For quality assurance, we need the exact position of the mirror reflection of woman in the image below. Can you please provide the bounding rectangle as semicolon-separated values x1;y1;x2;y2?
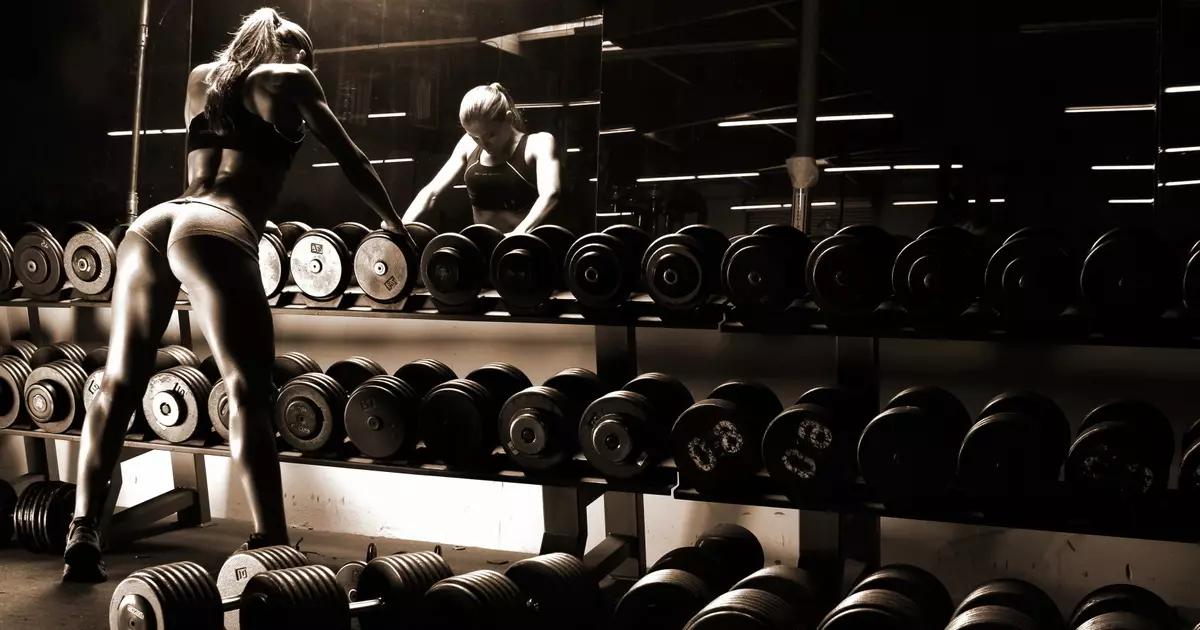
403;84;562;233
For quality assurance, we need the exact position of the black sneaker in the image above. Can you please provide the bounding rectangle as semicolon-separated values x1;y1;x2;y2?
62;518;107;583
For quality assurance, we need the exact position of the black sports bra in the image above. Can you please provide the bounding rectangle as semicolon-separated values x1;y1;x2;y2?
186;84;305;168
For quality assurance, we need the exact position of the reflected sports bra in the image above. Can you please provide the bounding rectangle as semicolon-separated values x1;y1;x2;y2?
464;134;539;213
186;81;305;168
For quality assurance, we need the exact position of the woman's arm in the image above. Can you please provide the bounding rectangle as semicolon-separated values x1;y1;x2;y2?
278;66;403;228
402;134;473;224
512;133;562;234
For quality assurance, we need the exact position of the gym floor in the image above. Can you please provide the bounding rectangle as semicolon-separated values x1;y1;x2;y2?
0;518;531;629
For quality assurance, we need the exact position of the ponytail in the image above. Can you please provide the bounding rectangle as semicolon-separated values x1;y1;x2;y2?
459;82;526;133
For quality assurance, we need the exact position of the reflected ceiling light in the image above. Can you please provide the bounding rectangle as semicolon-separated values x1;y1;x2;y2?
597;212;636;217
567;148;581;153
1164;179;1200;187
313;162;337;168
589;177;598;182
1165;85;1200;93
697;172;759;180
811;201;837;207
569;100;601;107
108;129;185;136
453;184;467;189
816;113;894;122
315;158;412;168
383;158;414;164
893;164;939;170
1091;165;1155;170
893;200;937;206
1108;198;1155;204
731;203;785;210
599;127;636;135
637;175;695;182
1164;146;1200;153
1064;104;1155;113
367;112;406;119
825;165;891;173
967;199;1007;203
718;113;893;127
517;100;601;109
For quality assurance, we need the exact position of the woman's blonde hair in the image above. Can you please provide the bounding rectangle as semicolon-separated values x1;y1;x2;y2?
459;83;526;132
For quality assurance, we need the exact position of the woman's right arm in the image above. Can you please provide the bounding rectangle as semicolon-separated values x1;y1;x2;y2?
402;134;473;224
279;66;403;228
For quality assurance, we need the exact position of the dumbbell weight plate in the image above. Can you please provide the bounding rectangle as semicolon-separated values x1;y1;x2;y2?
951;579;1063;630
1076;612;1163;630
818;589;926;630
807;225;896;316
143;366;212;444
762;403;857;499
41;481;75;555
109;561;225;630
1080;230;1174;320
671;398;760;494
0;237;16;295
693;522;765;586
1185;249;1199;313
419;378;502;466
420;233;489;307
393;358;457;398
721;234;796;313
354;230;420;303
531;225;577;288
643;233;714;311
460;224;507;281
30;341;87;368
274;373;347;453
85;368;143;433
25;360;88;434
984;234;1073;319
13;224;67;296
344;375;420;459
684;588;796;630
259;232;290;299
891;227;979;317
0;356;33;429
708;380;783;432
859;387;970;503
1067;584;1176;630
579;391;660;478
325;356;388;394
335;561;366;601
422;569;526;630
1;340;37;362
565;233;634;308
406;222;438;254
273;352;322;388
332;222;370;252
945;605;1040;630
752;224;814;299
731;566;820;628
276;221;312;248
1078;400;1174;479
491;232;561;309
466;363;533;406
500;386;577;470
978;391;1071;480
208;379;232;441
958;414;1055;502
290;228;352;300
612;569;713;630
504;553;595;630
1066;422;1161;497
850;564;953;629
64;227;118;295
219;545;311;630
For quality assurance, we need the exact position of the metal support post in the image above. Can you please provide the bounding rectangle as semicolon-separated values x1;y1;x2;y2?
540;485;603;556
170;452;210;526
602;491;646;579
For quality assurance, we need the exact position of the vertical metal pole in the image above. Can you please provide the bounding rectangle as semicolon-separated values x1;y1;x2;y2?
23;438;57;482
540;485;600;556
126;0;153;223
170;452;210;526
789;0;820;232
594;326;637;389
177;311;193;350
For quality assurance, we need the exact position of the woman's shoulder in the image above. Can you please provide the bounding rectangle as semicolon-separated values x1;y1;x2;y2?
247;63;316;91
524;131;558;156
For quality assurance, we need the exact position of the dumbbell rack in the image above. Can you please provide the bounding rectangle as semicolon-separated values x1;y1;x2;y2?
1;291;1197;594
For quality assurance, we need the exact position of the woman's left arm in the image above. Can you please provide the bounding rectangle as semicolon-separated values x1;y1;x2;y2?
512;133;562;234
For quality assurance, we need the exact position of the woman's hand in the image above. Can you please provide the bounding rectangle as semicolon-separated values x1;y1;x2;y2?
381;221;420;254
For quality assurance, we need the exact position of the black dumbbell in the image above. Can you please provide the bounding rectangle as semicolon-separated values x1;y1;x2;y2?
1080;228;1176;321
423;569;527;630
344;358;457;459
0;477;15;547
1185;239;1199;314
498;367;607;471
1;339;37;362
419;362;532;466
643;225;731;312
721;224;812;316
108;545;311;630
1182;418;1200;496
0;355;33;429
491;225;577;309
614;524;765;630
85;346;201;435
0;228;15;295
579;372;694;479
274;356;387;453
12;480;75;554
721;565;821;630
985;226;1075;319
684;583;805;629
29;341;86;368
64;222;123;297
353;224;422;305
670;380;783;495
420;223;506;310
806;225;898;316
892;226;981;318
503;551;609;630
24;359;89;434
403;222;438;288
12;222;89;297
1065;400;1174;499
957;391;1071;506
762;386;874;501
259;220;308;299
1068;584;1176;630
82;346;110;374
818;564;952;630
858;386;972;505
565;224;653;309
948;579;1064;630
208;352;323;443
289;222;370;300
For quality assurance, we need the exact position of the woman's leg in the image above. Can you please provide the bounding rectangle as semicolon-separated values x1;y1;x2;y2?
67;232;180;581
167;235;287;544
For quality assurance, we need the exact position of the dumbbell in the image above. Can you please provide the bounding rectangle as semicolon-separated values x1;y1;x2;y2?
24;359;89;434
0;355;33;429
1;339;37;362
0;341;83;431
762;386;875;501
565;224;653;309
0;228;15;294
1080;228;1176;321
0;477;16;547
892;226;981;318
64;223;127;297
290;222;370;300
491;225;577;309
143;364;215;444
1182;418;1200;496
579;372;695;479
643;225;731;312
108;544;310;630
331;542;378;601
12;480;75;554
498;367;607;471
352;224;422;305
985;227;1075;319
957;391;1071;506
208;352;323;442
1065;400;1174;499
721;224;812;316
670;380;783;495
13;222;95;297
402;222;437;287
684;567;817;629
420;223;506;310
806;225;899;316
274;356;387;453
858;386;972;504
85;345;201;434
947;579;1064;630
1068;584;1176;630
419;362;532;466
259;220;309;299
1185;239;1199;314
29;341;87;368
503;551;615;630
817;564;952;630
344;358;457;459
613;524;765;629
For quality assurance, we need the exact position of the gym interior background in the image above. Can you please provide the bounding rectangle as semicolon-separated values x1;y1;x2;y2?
1;0;1198;625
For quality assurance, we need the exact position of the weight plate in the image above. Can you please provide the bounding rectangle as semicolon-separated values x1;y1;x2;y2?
460;224;506;275
143;366;212;444
613;569;713;630
1080;235;1174;320
208;379;231;442
239;564;346;630
542;368;606;409
332;222;370;253
334;560;366;601
530;225;576;290
354;230;419;303
603;224;654;262
25;360;88;434
259;232;289;299
796;386;875;438
0;237;16;295
325;356;388;394
505;553;594;630
42;482;75;554
405;222;438;255
290;228;352;301
952;579;1063;630
420;379;499;466
261;220;281;239
1;340;37;362
946;605;1040;630
818;589;926;630
0;356;32;429
850;565;952;629
579;391;660;478
82;346;109;374
219;545;310;630
1079;400;1174;473
276;221;311;249
959;414;1057;501
650;545;736;592
624;372;696;429
887;386;971;433
721;234;796;314
64;228;118;295
565;233;636;308
709;380;782;432
357;551;453;630
84;368;139;432
979;391;1071;481
421;232;488;307
393;358;457;399
1068;584;1175;630
984;235;1073;319
672;398;762;493
643;233;710;311
684;588;796;630
807;232;892;316
30;341;86;368
693;522;764;586
1186;250;1200;313
859;406;962;503
730;566;819;627
14;226;67;296
466;362;532;407
1065;421;1161;497
500;386;578;470
491;232;559;309
1180;441;1200;494
345;375;420;459
109;561;224;630
892;228;980;317
274;373;347;453
752;224;814;299
763;403;857;498
273;352;322;388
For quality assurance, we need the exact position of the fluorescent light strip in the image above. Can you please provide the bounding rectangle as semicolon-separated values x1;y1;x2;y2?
1165;85;1200;94
599;127;636;135
313;162;337;168
589;177;598;182
567;148;581;153
516;100;601;109
453;185;467;189
730;204;785;210
893;164;939;170
367;112;406;119
816;113;894;122
108;129;186;136
637;175;695;182
1065;104;1155;113
1108;198;1155;204
893;200;937;206
383;158;413;163
1164;179;1200;187
967;199;1007;203
811;202;837;207
1164;146;1200;153
718;113;893;127
315;158;413;168
1092;165;1155;171
696;172;759;180
597;212;636;217
825;165;891;173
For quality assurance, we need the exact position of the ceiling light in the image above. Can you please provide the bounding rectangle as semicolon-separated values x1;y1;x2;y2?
893;164;940;170
1164;179;1200;187
718;113;893;127
313;162;337;168
731;203;785;210
567;148;581;153
893;200;937;206
1164;146;1200;153
968;199;1007;203
517;100;601;109
825;165;891;173
600;127;636;135
108;128;185;136
569;100;600;107
1091;165;1155;170
454;185;467;189
597;212;636;217
811;201;837;207
589;177;598;182
1165;85;1200;93
815;113;894;122
697;172;760;179
1108;198;1155;204
637;175;695;182
1065;104;1155;113
383;158;414;163
367;112;406;119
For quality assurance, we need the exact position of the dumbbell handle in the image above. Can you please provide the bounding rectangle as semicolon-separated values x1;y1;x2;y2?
349;598;384;612
221;596;240;611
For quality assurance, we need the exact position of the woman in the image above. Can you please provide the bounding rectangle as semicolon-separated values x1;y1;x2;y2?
403;83;562;233
64;8;413;582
